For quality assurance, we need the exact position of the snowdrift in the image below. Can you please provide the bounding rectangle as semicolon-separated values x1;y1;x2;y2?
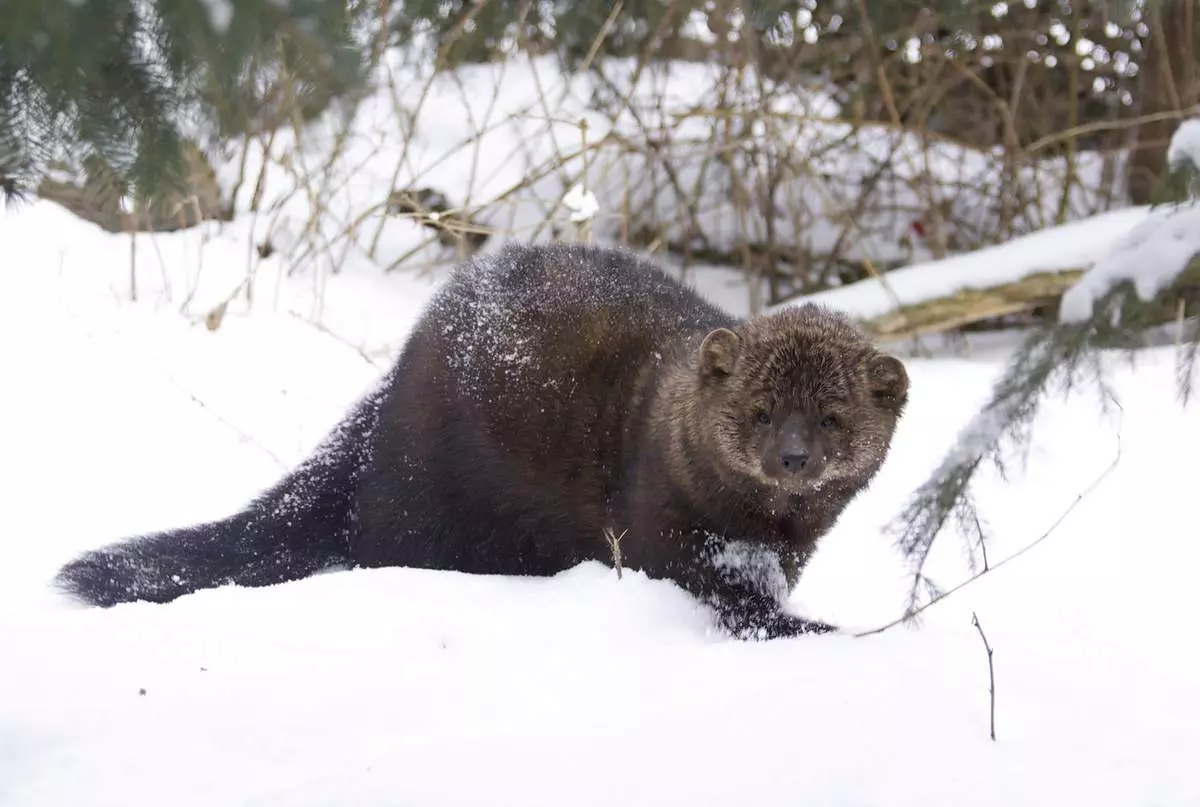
2;196;1199;806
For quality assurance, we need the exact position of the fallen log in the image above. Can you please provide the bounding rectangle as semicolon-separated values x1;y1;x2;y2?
862;269;1083;341
849;260;1200;342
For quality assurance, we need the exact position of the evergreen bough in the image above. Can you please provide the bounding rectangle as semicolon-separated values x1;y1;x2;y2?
890;118;1200;618
0;0;371;206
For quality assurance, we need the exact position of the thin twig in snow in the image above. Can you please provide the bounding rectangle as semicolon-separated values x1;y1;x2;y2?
971;611;997;742
286;311;385;370
604;527;628;580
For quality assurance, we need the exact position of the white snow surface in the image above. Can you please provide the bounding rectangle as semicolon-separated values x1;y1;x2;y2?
3;196;1200;806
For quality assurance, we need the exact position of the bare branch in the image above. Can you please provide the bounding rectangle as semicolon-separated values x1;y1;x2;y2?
971;611;997;742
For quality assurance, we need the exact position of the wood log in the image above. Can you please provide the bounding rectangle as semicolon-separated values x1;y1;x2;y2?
854;259;1200;342
863;269;1085;340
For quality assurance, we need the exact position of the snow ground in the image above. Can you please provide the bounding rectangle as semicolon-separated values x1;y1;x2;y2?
2;198;1199;807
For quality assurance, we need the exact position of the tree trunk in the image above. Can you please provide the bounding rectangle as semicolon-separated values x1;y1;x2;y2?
1127;0;1199;205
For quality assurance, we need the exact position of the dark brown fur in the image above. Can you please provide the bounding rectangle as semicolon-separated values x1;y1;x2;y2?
612;305;908;638
55;242;908;640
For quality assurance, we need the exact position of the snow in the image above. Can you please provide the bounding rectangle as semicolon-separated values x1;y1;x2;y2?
56;44;1139;325
561;183;600;223
3;47;1199;807
1166;117;1200;171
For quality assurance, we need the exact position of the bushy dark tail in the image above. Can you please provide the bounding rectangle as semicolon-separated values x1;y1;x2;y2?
54;382;389;607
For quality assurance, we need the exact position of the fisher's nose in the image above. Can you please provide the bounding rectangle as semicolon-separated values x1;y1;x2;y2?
780;451;809;474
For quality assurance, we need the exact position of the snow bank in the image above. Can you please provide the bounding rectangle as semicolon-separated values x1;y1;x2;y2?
2;196;1199;806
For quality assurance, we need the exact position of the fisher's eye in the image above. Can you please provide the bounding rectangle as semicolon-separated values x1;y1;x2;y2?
820;414;839;429
755;410;772;426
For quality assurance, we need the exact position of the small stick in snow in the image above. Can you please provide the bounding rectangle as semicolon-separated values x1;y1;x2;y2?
129;230;137;302
971;611;997;742
603;527;628;580
286;310;385;369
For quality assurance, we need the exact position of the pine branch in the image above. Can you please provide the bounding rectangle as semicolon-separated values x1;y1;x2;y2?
0;0;371;203
856;403;1123;637
888;286;1152;619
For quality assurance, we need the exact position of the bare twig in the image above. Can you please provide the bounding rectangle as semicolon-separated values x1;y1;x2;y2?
286;311;386;370
578;1;623;76
124;2;1162;329
435;0;495;69
603;527;628;580
971;611;997;742
128;230;137;302
1023;110;1189;156
55;294;290;471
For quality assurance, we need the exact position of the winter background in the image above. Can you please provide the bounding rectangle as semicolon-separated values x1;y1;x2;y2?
2;40;1200;807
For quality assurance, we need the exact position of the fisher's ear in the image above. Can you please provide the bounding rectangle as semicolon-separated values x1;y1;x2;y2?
866;353;909;414
699;328;742;381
